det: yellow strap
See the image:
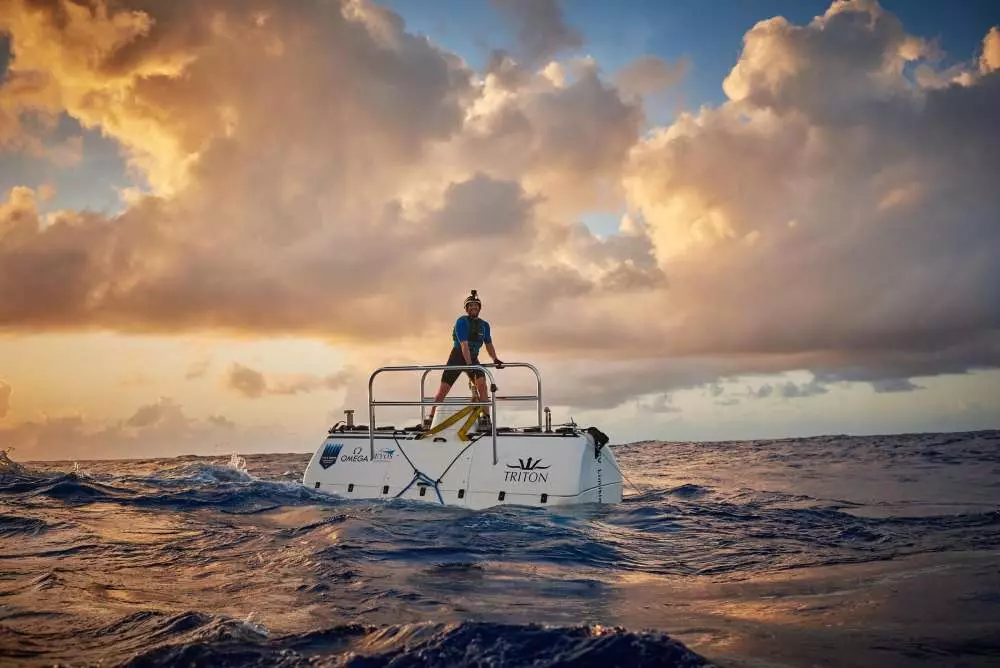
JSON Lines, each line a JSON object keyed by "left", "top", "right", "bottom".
{"left": 456, "top": 407, "right": 486, "bottom": 441}
{"left": 421, "top": 405, "right": 487, "bottom": 442}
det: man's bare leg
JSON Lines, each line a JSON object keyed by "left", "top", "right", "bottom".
{"left": 474, "top": 376, "right": 489, "bottom": 403}
{"left": 474, "top": 376, "right": 492, "bottom": 425}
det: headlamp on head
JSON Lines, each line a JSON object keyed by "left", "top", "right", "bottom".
{"left": 464, "top": 290, "right": 482, "bottom": 309}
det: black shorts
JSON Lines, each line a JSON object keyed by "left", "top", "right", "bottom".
{"left": 441, "top": 347, "right": 483, "bottom": 386}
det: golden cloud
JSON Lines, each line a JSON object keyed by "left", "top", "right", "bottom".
{"left": 0, "top": 0, "right": 998, "bottom": 405}
{"left": 982, "top": 27, "right": 1000, "bottom": 73}
{"left": 225, "top": 363, "right": 351, "bottom": 399}
{"left": 0, "top": 398, "right": 282, "bottom": 460}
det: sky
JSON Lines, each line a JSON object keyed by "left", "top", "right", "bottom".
{"left": 0, "top": 0, "right": 998, "bottom": 461}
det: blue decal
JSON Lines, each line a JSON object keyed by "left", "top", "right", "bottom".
{"left": 373, "top": 448, "right": 396, "bottom": 462}
{"left": 319, "top": 442, "right": 343, "bottom": 469}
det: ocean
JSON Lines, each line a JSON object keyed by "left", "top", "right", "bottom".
{"left": 1, "top": 430, "right": 998, "bottom": 667}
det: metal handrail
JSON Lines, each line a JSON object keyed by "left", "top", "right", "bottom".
{"left": 367, "top": 362, "right": 543, "bottom": 467}
{"left": 418, "top": 362, "right": 543, "bottom": 428}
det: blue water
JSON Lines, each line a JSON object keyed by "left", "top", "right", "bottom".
{"left": 2, "top": 430, "right": 999, "bottom": 667}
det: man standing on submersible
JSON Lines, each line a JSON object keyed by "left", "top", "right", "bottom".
{"left": 425, "top": 290, "right": 503, "bottom": 430}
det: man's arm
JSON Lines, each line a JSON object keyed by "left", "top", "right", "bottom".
{"left": 460, "top": 341, "right": 473, "bottom": 365}
{"left": 483, "top": 322, "right": 502, "bottom": 366}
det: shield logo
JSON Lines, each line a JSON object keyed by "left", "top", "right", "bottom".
{"left": 319, "top": 442, "right": 343, "bottom": 469}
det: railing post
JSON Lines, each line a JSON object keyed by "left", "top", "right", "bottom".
{"left": 419, "top": 368, "right": 432, "bottom": 425}
{"left": 368, "top": 370, "right": 378, "bottom": 461}
{"left": 491, "top": 383, "right": 498, "bottom": 465}
{"left": 536, "top": 370, "right": 543, "bottom": 428}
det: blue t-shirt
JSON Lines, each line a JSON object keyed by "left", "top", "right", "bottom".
{"left": 453, "top": 316, "right": 492, "bottom": 355}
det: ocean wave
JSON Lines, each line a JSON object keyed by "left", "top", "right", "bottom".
{"left": 0, "top": 514, "right": 51, "bottom": 537}
{"left": 4, "top": 456, "right": 997, "bottom": 580}
{"left": 117, "top": 617, "right": 712, "bottom": 668}
{"left": 1, "top": 464, "right": 339, "bottom": 515}
{"left": 2, "top": 433, "right": 998, "bottom": 668}
{"left": 0, "top": 607, "right": 713, "bottom": 667}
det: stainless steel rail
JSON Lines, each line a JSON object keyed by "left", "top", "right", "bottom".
{"left": 367, "top": 362, "right": 543, "bottom": 466}
{"left": 418, "top": 362, "right": 543, "bottom": 427}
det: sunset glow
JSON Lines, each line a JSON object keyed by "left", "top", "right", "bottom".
{"left": 1, "top": 0, "right": 997, "bottom": 460}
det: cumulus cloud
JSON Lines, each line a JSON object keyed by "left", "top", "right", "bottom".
{"left": 636, "top": 393, "right": 680, "bottom": 414}
{"left": 0, "top": 0, "right": 647, "bottom": 346}
{"left": 721, "top": 0, "right": 931, "bottom": 121}
{"left": 621, "top": 1, "right": 1000, "bottom": 380}
{"left": 870, "top": 378, "right": 923, "bottom": 393}
{"left": 0, "top": 399, "right": 287, "bottom": 461}
{"left": 533, "top": 354, "right": 819, "bottom": 411}
{"left": 444, "top": 58, "right": 644, "bottom": 219}
{"left": 227, "top": 364, "right": 267, "bottom": 399}
{"left": 615, "top": 56, "right": 689, "bottom": 98}
{"left": 207, "top": 414, "right": 235, "bottom": 429}
{"left": 744, "top": 378, "right": 828, "bottom": 400}
{"left": 125, "top": 397, "right": 180, "bottom": 428}
{"left": 225, "top": 363, "right": 350, "bottom": 399}
{"left": 270, "top": 372, "right": 351, "bottom": 396}
{"left": 491, "top": 0, "right": 582, "bottom": 65}
{"left": 778, "top": 378, "right": 828, "bottom": 399}
{"left": 0, "top": 0, "right": 998, "bottom": 415}
{"left": 980, "top": 27, "right": 1000, "bottom": 72}
{"left": 703, "top": 382, "right": 740, "bottom": 406}
{"left": 428, "top": 173, "right": 535, "bottom": 239}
